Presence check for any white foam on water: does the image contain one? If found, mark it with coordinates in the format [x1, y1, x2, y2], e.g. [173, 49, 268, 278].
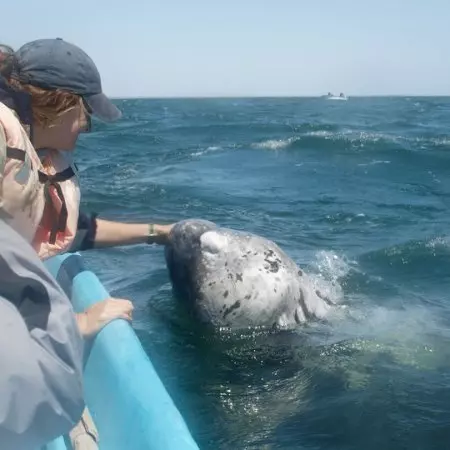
[425, 235, 450, 251]
[357, 160, 391, 167]
[304, 130, 335, 138]
[302, 245, 450, 374]
[191, 145, 223, 156]
[251, 137, 297, 150]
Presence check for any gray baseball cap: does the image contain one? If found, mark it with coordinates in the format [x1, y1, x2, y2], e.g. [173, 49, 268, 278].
[14, 38, 121, 122]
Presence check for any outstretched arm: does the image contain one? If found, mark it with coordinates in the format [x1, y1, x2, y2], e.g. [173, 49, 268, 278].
[69, 212, 173, 252]
[93, 218, 172, 248]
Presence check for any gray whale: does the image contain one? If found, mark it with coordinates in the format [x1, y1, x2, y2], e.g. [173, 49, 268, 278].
[164, 219, 334, 329]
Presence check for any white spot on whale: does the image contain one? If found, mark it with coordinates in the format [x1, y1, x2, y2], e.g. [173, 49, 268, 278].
[201, 231, 228, 254]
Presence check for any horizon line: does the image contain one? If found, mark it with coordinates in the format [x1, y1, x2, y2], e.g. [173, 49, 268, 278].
[110, 94, 450, 100]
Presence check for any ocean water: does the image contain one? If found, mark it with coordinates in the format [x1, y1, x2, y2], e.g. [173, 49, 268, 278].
[76, 97, 450, 450]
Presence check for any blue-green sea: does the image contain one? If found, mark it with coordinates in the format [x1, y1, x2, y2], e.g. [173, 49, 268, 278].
[76, 97, 450, 450]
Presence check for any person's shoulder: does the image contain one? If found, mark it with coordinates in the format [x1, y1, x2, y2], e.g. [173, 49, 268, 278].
[0, 220, 36, 254]
[0, 220, 51, 283]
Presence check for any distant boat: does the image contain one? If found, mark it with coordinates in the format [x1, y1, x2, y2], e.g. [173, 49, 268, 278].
[323, 92, 348, 101]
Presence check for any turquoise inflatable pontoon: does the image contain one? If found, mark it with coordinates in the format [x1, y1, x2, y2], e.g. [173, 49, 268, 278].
[42, 252, 199, 450]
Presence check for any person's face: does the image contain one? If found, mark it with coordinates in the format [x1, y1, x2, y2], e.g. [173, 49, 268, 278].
[34, 101, 91, 151]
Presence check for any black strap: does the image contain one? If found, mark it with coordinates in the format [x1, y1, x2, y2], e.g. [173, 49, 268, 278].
[6, 147, 75, 183]
[42, 182, 68, 245]
[38, 166, 75, 183]
[39, 167, 75, 245]
[6, 146, 25, 161]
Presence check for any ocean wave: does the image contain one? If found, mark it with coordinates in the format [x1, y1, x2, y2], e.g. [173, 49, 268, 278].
[250, 128, 450, 154]
[250, 129, 397, 152]
[355, 236, 450, 297]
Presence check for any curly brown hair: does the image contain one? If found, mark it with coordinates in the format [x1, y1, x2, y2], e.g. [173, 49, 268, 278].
[7, 78, 84, 128]
[0, 44, 87, 128]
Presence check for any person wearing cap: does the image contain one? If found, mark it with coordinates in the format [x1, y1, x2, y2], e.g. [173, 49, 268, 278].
[2, 38, 173, 253]
[0, 39, 143, 449]
[0, 39, 136, 343]
[0, 85, 85, 448]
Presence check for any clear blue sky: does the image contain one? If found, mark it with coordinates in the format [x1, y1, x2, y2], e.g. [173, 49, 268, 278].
[2, 0, 449, 97]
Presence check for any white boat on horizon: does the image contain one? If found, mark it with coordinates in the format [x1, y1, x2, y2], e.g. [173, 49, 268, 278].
[323, 92, 348, 101]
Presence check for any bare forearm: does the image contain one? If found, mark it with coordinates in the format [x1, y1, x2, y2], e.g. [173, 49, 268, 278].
[93, 219, 146, 247]
[93, 218, 171, 248]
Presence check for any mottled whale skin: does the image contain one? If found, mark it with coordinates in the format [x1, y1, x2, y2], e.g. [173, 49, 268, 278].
[164, 219, 333, 329]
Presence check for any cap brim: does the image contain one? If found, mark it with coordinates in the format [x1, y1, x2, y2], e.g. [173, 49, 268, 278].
[84, 92, 121, 122]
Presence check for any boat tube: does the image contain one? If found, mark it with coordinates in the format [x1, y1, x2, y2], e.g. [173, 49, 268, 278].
[41, 252, 199, 450]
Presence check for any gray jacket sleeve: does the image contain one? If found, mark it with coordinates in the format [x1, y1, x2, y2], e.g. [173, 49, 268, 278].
[0, 221, 85, 450]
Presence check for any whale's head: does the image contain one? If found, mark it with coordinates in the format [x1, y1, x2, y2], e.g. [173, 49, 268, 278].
[164, 219, 218, 301]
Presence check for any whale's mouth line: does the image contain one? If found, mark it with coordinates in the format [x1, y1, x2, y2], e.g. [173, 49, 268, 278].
[297, 290, 313, 323]
[315, 289, 335, 306]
